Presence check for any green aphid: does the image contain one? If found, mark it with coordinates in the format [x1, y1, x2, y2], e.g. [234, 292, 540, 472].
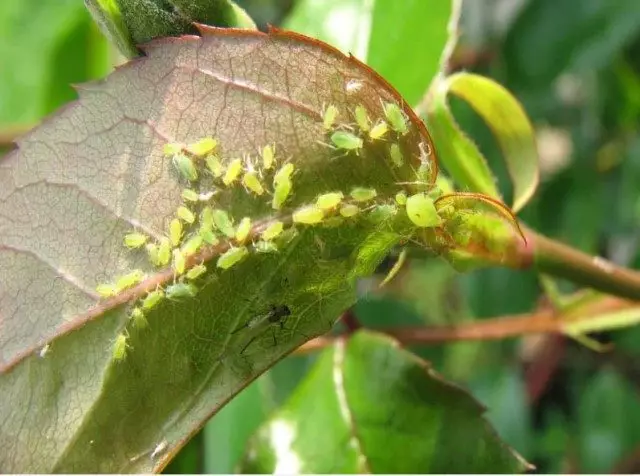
[169, 218, 183, 247]
[163, 142, 183, 156]
[368, 121, 388, 140]
[166, 282, 198, 300]
[186, 263, 207, 281]
[273, 163, 295, 185]
[173, 249, 186, 275]
[142, 289, 165, 310]
[96, 283, 117, 298]
[115, 269, 145, 293]
[323, 104, 339, 130]
[130, 307, 148, 329]
[146, 242, 161, 266]
[323, 216, 344, 228]
[123, 232, 148, 249]
[217, 246, 249, 270]
[293, 205, 325, 225]
[262, 144, 276, 170]
[254, 240, 278, 254]
[112, 332, 130, 361]
[205, 154, 224, 178]
[242, 171, 265, 195]
[406, 193, 441, 228]
[316, 192, 344, 211]
[181, 189, 200, 202]
[389, 143, 404, 168]
[212, 209, 235, 238]
[339, 204, 360, 218]
[354, 105, 371, 132]
[223, 158, 243, 186]
[395, 191, 408, 206]
[186, 137, 217, 157]
[157, 238, 171, 266]
[172, 153, 198, 182]
[200, 206, 214, 229]
[272, 177, 292, 210]
[235, 217, 252, 244]
[383, 102, 409, 135]
[199, 226, 219, 245]
[181, 235, 204, 256]
[350, 187, 378, 202]
[177, 206, 196, 225]
[261, 221, 284, 241]
[330, 131, 363, 152]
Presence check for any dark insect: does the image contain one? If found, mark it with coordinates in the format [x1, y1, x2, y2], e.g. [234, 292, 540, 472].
[232, 304, 292, 354]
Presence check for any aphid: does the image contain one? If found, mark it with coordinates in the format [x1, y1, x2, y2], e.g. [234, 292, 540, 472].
[186, 137, 217, 157]
[339, 204, 360, 218]
[272, 177, 292, 210]
[115, 269, 145, 293]
[223, 158, 243, 186]
[293, 205, 325, 225]
[316, 191, 344, 211]
[261, 221, 284, 241]
[395, 191, 408, 206]
[172, 249, 186, 275]
[186, 263, 207, 281]
[198, 191, 215, 202]
[142, 289, 165, 310]
[369, 121, 388, 140]
[146, 243, 160, 266]
[242, 171, 265, 195]
[323, 104, 339, 130]
[254, 240, 278, 253]
[151, 440, 168, 460]
[39, 344, 50, 358]
[172, 153, 198, 182]
[273, 163, 295, 185]
[389, 143, 404, 168]
[212, 209, 236, 238]
[166, 282, 198, 300]
[181, 189, 199, 202]
[123, 232, 148, 249]
[205, 154, 224, 178]
[112, 332, 130, 361]
[217, 246, 249, 270]
[235, 217, 252, 244]
[157, 237, 171, 266]
[406, 193, 441, 228]
[345, 79, 363, 93]
[233, 304, 292, 353]
[200, 206, 214, 230]
[177, 206, 196, 225]
[199, 226, 219, 245]
[181, 235, 204, 256]
[383, 102, 409, 135]
[169, 218, 183, 247]
[261, 144, 276, 170]
[163, 142, 183, 156]
[354, 105, 371, 132]
[350, 187, 378, 202]
[96, 283, 117, 298]
[330, 131, 363, 152]
[130, 307, 148, 329]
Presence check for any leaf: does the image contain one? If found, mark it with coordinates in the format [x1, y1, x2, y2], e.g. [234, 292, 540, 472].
[426, 73, 540, 213]
[0, 26, 438, 472]
[239, 331, 531, 473]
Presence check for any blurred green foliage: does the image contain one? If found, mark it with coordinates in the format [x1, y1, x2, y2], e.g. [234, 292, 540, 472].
[2, 0, 640, 473]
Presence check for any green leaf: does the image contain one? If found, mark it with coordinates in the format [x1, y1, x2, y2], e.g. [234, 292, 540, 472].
[367, 0, 458, 106]
[0, 27, 438, 472]
[239, 331, 531, 473]
[426, 73, 540, 213]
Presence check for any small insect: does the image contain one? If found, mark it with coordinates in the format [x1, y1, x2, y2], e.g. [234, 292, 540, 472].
[151, 440, 168, 460]
[197, 190, 216, 202]
[323, 104, 339, 130]
[39, 344, 50, 358]
[130, 307, 148, 329]
[217, 246, 249, 270]
[163, 142, 184, 156]
[96, 283, 117, 298]
[186, 137, 217, 157]
[169, 218, 183, 247]
[254, 240, 278, 253]
[112, 332, 130, 361]
[339, 204, 360, 218]
[185, 263, 207, 281]
[261, 144, 276, 170]
[172, 153, 198, 182]
[181, 189, 199, 202]
[199, 225, 219, 245]
[157, 238, 171, 266]
[273, 163, 295, 185]
[165, 282, 198, 299]
[369, 121, 389, 140]
[272, 177, 292, 210]
[293, 205, 325, 225]
[330, 131, 363, 153]
[389, 143, 404, 168]
[354, 105, 371, 132]
[235, 217, 252, 244]
[261, 221, 284, 241]
[406, 193, 441, 228]
[345, 79, 363, 93]
[233, 304, 292, 353]
[212, 209, 235, 238]
[205, 154, 224, 178]
[316, 191, 344, 211]
[115, 269, 145, 293]
[223, 158, 243, 186]
[123, 232, 148, 249]
[395, 191, 408, 206]
[142, 289, 165, 310]
[181, 235, 204, 256]
[177, 206, 196, 225]
[350, 187, 378, 202]
[383, 102, 409, 135]
[242, 171, 265, 195]
[172, 249, 186, 275]
[200, 206, 214, 229]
